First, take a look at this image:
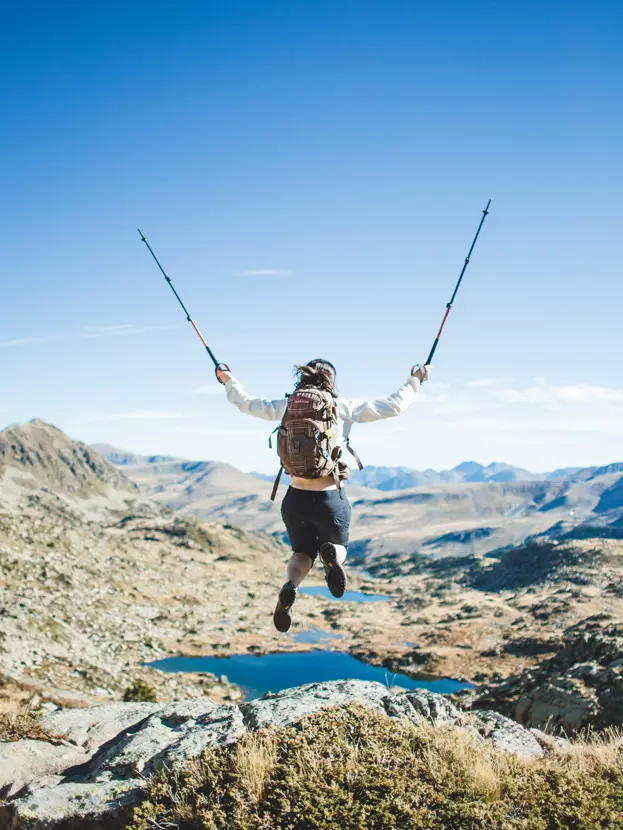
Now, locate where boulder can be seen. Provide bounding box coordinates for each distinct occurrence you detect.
[474,710,544,758]
[515,678,599,732]
[240,679,389,730]
[41,702,162,753]
[1,781,140,830]
[0,680,547,829]
[383,688,464,726]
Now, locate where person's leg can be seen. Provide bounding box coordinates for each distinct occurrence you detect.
[286,551,314,587]
[274,489,319,632]
[316,491,352,598]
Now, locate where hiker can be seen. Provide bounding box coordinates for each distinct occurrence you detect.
[217,360,430,632]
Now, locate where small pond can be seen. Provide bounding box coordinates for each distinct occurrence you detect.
[150,651,473,701]
[300,586,390,602]
[292,628,343,644]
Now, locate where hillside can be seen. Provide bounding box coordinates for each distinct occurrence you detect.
[1,421,139,519]
[0,421,290,709]
[94,443,623,571]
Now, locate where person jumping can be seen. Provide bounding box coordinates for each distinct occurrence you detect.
[217,360,430,632]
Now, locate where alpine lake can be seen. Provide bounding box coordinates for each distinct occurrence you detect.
[150,585,474,701]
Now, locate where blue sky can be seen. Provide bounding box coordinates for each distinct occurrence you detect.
[1,0,622,473]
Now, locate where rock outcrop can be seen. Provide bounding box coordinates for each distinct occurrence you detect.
[0,680,544,829]
[473,617,623,732]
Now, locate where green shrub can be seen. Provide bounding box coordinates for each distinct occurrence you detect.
[128,704,623,830]
[123,680,158,703]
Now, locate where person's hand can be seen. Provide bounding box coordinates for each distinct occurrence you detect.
[413,364,431,383]
[216,368,232,385]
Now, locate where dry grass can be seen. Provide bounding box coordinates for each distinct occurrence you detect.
[0,707,64,744]
[231,731,279,803]
[559,726,623,770]
[127,703,623,830]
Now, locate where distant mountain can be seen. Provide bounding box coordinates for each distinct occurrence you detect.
[0,421,141,519]
[351,461,546,489]
[92,445,283,531]
[94,446,589,492]
[90,443,178,467]
[94,442,623,569]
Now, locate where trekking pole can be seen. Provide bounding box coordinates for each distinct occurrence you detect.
[137,229,230,383]
[412,199,491,376]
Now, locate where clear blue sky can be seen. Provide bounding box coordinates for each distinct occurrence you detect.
[1,0,622,473]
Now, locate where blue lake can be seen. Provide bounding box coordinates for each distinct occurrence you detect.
[150,651,473,701]
[300,586,390,602]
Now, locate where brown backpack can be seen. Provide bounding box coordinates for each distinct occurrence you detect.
[270,385,343,501]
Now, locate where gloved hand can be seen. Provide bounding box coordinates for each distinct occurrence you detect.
[412,364,431,383]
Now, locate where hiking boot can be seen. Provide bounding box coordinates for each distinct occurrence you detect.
[273,581,297,632]
[319,542,347,598]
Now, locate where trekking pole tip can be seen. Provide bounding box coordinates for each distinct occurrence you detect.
[137,228,146,241]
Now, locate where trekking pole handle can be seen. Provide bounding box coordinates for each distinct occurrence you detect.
[410,364,428,381]
[215,363,231,384]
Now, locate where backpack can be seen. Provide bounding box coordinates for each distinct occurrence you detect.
[269,385,343,501]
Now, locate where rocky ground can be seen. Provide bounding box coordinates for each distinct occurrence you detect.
[0,679,553,827]
[473,616,623,732]
[1,421,621,742]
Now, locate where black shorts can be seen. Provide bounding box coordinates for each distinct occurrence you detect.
[281,487,352,561]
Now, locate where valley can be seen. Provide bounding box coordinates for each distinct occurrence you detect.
[0,421,621,737]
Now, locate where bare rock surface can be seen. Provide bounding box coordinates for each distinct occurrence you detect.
[0,679,545,829]
[0,740,86,800]
[474,710,544,758]
[382,687,464,725]
[240,679,389,730]
[474,618,623,732]
[42,703,163,753]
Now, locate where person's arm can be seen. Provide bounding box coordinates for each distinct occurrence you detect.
[338,366,430,424]
[217,370,287,422]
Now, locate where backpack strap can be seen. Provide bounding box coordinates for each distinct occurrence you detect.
[332,466,344,498]
[270,466,284,502]
[268,425,283,450]
[346,437,364,471]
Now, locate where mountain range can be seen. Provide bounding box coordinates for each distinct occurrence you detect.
[91,445,583,490]
[91,441,623,571]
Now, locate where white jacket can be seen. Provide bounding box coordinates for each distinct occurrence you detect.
[225,375,422,450]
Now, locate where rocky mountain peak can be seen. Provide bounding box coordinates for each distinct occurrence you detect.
[0,419,137,509]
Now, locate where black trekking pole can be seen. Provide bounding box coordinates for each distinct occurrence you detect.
[413,199,491,377]
[137,229,231,383]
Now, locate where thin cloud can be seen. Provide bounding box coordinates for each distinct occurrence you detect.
[97,412,200,422]
[452,415,623,433]
[0,324,180,349]
[0,336,51,348]
[236,269,291,277]
[79,323,180,340]
[495,383,623,406]
[172,426,265,436]
[193,385,225,396]
[466,377,514,389]
[82,324,138,335]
